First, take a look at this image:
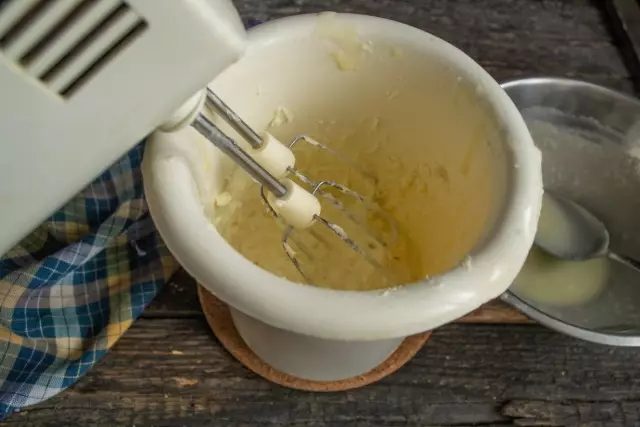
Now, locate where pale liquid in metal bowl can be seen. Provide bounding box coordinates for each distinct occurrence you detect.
[511,111,640,331]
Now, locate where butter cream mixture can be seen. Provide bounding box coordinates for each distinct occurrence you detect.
[212,107,498,291]
[209,14,502,291]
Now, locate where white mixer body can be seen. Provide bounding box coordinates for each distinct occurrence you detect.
[0,0,246,256]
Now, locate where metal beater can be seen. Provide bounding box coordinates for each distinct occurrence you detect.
[191,88,398,283]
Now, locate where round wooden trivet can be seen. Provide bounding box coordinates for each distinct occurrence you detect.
[197,285,431,391]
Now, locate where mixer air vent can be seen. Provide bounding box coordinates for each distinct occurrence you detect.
[0,0,147,99]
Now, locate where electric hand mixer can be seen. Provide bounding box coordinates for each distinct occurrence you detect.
[0,0,396,283]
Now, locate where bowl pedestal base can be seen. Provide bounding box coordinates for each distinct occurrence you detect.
[197,285,431,390]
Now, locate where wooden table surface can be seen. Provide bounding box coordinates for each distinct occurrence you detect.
[12,0,640,426]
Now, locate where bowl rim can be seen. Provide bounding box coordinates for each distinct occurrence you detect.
[502,76,640,107]
[143,13,543,340]
[502,291,640,346]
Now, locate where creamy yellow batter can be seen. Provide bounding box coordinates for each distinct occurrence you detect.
[208,14,503,291]
[212,107,499,290]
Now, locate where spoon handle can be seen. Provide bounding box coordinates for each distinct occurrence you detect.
[608,252,640,272]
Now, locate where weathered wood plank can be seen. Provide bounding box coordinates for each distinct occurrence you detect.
[233,0,635,92]
[503,400,640,427]
[12,320,640,427]
[146,269,202,318]
[605,0,640,92]
[609,0,640,62]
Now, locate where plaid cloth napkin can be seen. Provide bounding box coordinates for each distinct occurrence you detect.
[0,141,179,419]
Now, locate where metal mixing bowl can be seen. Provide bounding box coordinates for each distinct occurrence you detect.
[501,77,640,346]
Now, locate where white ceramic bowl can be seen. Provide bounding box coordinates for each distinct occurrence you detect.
[143,13,542,380]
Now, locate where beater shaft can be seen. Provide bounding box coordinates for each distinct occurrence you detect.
[191,112,287,198]
[205,88,263,149]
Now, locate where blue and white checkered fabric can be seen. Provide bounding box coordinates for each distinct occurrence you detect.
[0,141,179,419]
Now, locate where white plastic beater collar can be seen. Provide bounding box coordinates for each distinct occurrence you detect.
[266,179,321,229]
[253,132,295,178]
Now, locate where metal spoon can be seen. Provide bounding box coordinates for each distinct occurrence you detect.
[535,192,640,270]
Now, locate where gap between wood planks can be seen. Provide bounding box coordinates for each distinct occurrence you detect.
[603,0,640,93]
